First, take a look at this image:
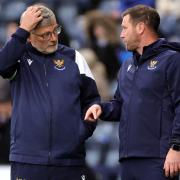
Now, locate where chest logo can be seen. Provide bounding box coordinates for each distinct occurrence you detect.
[127,64,132,72]
[148,60,158,70]
[81,175,85,180]
[53,59,66,71]
[27,58,33,66]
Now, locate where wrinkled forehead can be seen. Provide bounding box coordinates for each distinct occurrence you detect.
[33,20,58,34]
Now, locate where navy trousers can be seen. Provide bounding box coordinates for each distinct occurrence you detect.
[11,162,96,180]
[119,158,179,180]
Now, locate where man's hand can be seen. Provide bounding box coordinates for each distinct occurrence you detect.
[164,148,180,177]
[20,6,43,32]
[84,104,102,122]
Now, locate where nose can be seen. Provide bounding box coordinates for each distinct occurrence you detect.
[120,31,124,39]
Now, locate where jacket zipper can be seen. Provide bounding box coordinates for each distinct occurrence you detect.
[125,65,139,157]
[44,63,52,163]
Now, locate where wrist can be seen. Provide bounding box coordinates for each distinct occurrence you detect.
[19,25,31,32]
[171,144,180,151]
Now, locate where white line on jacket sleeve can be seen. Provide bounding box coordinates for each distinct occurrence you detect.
[75,50,94,80]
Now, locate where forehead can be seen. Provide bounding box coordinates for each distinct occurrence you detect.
[34,18,57,33]
[122,15,132,26]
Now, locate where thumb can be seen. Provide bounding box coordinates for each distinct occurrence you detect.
[93,110,97,119]
[84,110,90,120]
[97,108,102,118]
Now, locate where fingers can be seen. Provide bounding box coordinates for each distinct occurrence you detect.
[92,107,101,119]
[92,109,97,120]
[164,161,180,178]
[34,9,42,18]
[84,109,94,121]
[97,108,102,118]
[169,163,175,178]
[20,6,43,32]
[84,104,102,121]
[173,163,179,177]
[84,109,97,121]
[27,6,43,21]
[164,161,170,177]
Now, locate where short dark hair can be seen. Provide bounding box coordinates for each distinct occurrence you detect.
[122,5,160,33]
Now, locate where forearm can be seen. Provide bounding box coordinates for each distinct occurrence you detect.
[0,28,29,71]
[170,113,180,148]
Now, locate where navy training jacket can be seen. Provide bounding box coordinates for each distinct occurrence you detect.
[101,39,180,160]
[0,28,100,165]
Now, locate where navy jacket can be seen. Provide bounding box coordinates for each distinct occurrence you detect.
[101,39,180,160]
[0,28,100,165]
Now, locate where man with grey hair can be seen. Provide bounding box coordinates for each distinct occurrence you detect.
[0,4,100,180]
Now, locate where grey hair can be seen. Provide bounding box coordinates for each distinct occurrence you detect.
[32,3,56,29]
[20,3,56,29]
[20,3,56,30]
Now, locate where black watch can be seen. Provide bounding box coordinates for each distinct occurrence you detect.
[171,144,180,151]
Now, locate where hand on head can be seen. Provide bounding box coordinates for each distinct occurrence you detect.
[20,6,43,32]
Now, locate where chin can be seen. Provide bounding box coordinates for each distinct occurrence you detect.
[44,45,58,54]
[126,45,136,52]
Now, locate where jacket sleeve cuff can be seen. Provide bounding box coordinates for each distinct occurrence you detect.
[170,137,180,146]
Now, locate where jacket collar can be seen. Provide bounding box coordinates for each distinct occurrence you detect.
[26,43,56,57]
[133,39,180,66]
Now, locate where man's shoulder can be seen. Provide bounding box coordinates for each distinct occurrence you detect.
[156,39,180,56]
[56,44,76,60]
[57,44,75,53]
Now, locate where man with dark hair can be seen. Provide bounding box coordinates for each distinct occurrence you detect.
[0,3,100,180]
[85,4,180,180]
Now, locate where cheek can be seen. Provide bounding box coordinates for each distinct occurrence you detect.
[124,29,132,38]
[35,41,48,48]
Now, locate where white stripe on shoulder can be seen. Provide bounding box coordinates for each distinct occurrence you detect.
[75,50,94,80]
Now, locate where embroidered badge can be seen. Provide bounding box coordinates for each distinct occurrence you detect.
[16,177,26,180]
[81,175,85,180]
[53,59,65,71]
[127,64,137,73]
[148,60,158,70]
[27,58,33,66]
[127,64,132,72]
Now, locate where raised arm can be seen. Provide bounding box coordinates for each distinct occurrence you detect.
[0,6,42,74]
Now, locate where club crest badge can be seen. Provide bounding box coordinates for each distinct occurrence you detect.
[148,60,158,70]
[53,59,65,71]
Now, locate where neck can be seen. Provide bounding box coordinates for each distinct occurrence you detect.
[137,32,158,55]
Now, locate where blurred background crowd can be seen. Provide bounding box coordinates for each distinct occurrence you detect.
[0,0,180,179]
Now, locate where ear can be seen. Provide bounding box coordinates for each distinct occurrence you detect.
[136,22,145,35]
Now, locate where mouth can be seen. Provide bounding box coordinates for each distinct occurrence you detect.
[48,43,57,47]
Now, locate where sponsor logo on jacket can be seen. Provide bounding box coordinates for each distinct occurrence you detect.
[148,60,158,70]
[27,58,33,66]
[81,175,85,180]
[53,59,65,70]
